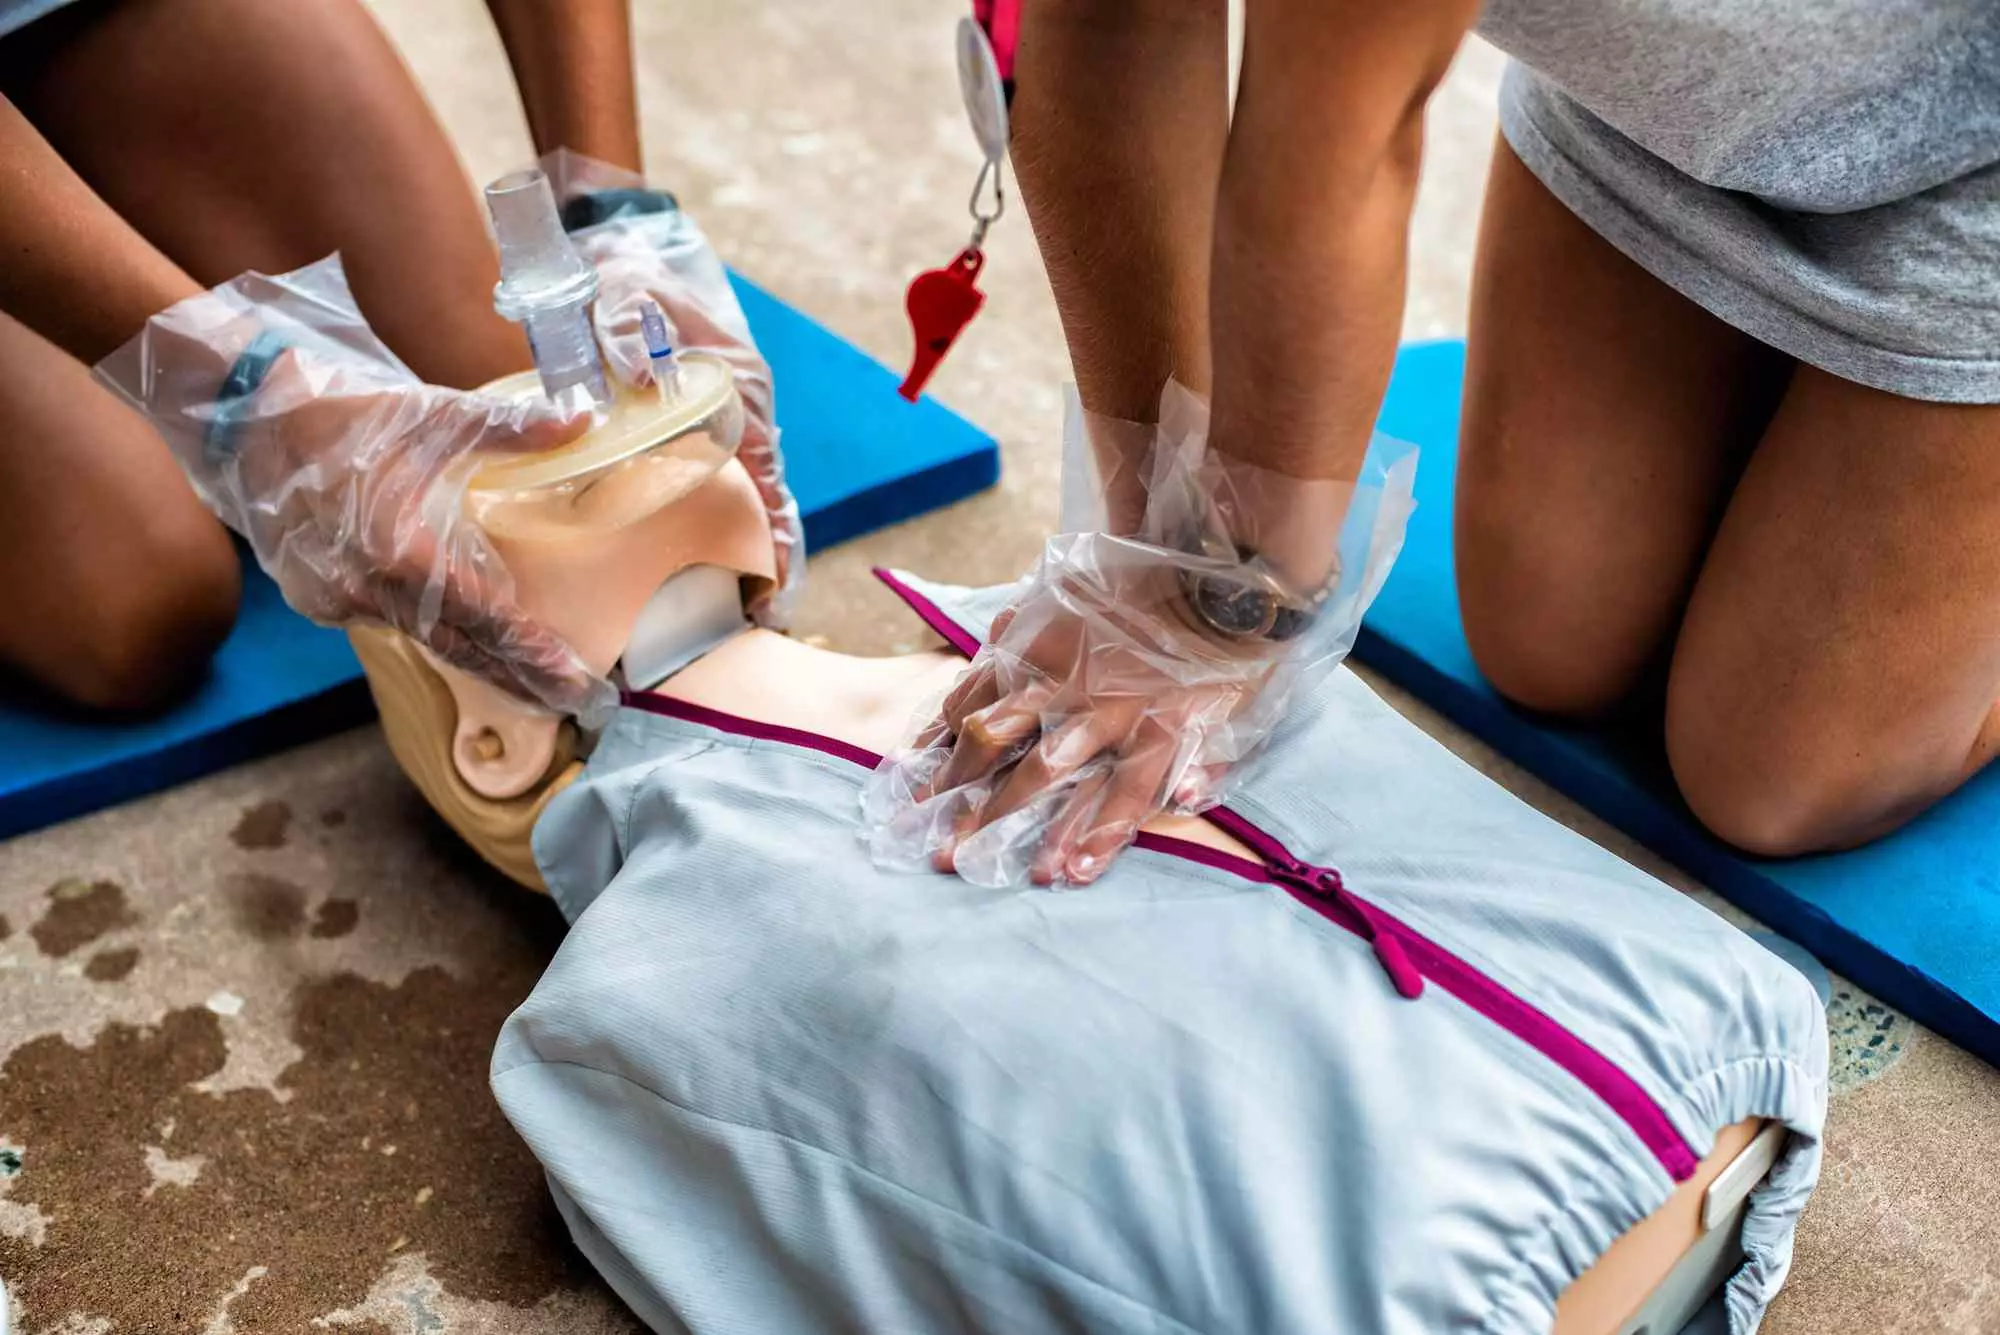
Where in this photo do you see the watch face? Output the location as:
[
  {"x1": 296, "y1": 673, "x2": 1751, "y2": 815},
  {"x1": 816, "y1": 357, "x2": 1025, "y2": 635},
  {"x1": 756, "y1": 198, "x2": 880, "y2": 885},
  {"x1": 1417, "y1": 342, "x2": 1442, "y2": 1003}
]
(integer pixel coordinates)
[{"x1": 1190, "y1": 571, "x2": 1276, "y2": 639}]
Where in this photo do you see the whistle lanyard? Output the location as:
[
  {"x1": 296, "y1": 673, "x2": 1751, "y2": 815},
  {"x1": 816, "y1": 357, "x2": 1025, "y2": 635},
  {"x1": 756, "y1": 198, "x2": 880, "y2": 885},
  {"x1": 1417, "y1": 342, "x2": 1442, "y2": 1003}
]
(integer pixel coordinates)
[
  {"x1": 898, "y1": 14, "x2": 1014, "y2": 402},
  {"x1": 970, "y1": 0, "x2": 1020, "y2": 96}
]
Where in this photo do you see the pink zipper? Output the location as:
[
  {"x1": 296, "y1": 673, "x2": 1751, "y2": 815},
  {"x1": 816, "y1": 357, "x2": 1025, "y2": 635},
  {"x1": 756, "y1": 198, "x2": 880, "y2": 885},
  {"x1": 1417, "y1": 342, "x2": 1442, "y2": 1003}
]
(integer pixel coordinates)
[{"x1": 860, "y1": 569, "x2": 1703, "y2": 1182}]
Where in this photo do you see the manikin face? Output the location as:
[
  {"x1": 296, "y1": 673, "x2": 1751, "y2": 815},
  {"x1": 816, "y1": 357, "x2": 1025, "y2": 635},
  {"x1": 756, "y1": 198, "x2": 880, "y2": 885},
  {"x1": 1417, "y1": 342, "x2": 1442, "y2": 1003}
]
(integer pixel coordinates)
[
  {"x1": 473, "y1": 455, "x2": 778, "y2": 681},
  {"x1": 425, "y1": 454, "x2": 779, "y2": 803}
]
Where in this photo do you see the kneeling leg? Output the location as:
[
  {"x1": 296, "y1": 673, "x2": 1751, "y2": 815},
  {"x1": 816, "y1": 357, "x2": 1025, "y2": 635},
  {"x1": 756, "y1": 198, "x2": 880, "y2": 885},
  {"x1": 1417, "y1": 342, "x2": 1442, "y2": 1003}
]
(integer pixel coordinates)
[{"x1": 1668, "y1": 368, "x2": 2000, "y2": 854}]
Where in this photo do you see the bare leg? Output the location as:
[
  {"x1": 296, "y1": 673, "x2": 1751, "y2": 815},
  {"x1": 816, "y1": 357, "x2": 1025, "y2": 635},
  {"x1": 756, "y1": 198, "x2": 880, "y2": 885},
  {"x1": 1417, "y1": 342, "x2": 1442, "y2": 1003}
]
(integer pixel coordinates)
[
  {"x1": 0, "y1": 0, "x2": 529, "y2": 389},
  {"x1": 1457, "y1": 139, "x2": 1791, "y2": 715},
  {"x1": 0, "y1": 93, "x2": 235, "y2": 709},
  {"x1": 1461, "y1": 140, "x2": 2000, "y2": 853},
  {"x1": 1668, "y1": 373, "x2": 2000, "y2": 854},
  {"x1": 0, "y1": 311, "x2": 239, "y2": 710}
]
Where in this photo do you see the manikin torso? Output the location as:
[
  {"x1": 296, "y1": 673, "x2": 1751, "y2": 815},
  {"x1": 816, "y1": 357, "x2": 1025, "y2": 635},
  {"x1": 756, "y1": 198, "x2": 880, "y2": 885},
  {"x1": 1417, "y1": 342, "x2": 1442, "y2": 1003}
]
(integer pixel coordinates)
[{"x1": 367, "y1": 450, "x2": 1768, "y2": 1335}]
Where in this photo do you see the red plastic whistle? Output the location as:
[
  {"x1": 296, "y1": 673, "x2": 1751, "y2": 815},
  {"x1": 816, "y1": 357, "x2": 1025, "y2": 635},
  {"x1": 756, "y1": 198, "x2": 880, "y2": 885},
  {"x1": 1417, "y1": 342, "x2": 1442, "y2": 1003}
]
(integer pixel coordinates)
[{"x1": 898, "y1": 247, "x2": 985, "y2": 402}]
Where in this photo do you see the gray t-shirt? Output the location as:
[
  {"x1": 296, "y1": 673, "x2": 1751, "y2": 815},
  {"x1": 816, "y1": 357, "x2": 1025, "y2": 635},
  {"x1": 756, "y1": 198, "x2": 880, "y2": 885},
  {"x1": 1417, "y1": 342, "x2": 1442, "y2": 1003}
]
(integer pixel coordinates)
[{"x1": 1476, "y1": 0, "x2": 2000, "y2": 401}]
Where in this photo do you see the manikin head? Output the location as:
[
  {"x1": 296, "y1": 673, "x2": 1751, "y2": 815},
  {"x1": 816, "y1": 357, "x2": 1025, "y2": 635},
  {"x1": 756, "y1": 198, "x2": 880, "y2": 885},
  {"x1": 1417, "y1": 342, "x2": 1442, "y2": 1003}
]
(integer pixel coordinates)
[
  {"x1": 417, "y1": 351, "x2": 776, "y2": 797},
  {"x1": 349, "y1": 379, "x2": 777, "y2": 890},
  {"x1": 433, "y1": 450, "x2": 777, "y2": 797}
]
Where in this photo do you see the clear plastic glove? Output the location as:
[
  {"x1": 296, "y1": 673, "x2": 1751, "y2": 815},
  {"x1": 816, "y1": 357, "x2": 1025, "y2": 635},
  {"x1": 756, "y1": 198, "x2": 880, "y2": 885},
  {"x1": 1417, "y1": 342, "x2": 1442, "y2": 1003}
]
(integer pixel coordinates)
[
  {"x1": 545, "y1": 150, "x2": 805, "y2": 627},
  {"x1": 863, "y1": 383, "x2": 1416, "y2": 888},
  {"x1": 94, "y1": 256, "x2": 609, "y2": 718}
]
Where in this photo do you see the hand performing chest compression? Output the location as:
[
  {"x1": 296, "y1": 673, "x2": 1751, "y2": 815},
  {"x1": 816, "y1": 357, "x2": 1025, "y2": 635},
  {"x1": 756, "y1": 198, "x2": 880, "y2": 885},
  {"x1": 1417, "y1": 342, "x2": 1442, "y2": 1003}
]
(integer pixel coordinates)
[{"x1": 863, "y1": 385, "x2": 1416, "y2": 888}]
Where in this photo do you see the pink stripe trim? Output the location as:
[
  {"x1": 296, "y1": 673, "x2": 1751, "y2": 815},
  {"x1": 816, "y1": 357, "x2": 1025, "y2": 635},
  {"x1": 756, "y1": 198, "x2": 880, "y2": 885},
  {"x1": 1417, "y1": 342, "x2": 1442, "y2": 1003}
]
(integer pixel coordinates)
[
  {"x1": 872, "y1": 568, "x2": 985, "y2": 658},
  {"x1": 619, "y1": 691, "x2": 886, "y2": 769},
  {"x1": 864, "y1": 567, "x2": 1700, "y2": 1182},
  {"x1": 1393, "y1": 929, "x2": 1701, "y2": 1179},
  {"x1": 1198, "y1": 804, "x2": 1300, "y2": 869},
  {"x1": 622, "y1": 684, "x2": 1696, "y2": 1180},
  {"x1": 1131, "y1": 830, "x2": 1266, "y2": 878},
  {"x1": 618, "y1": 693, "x2": 1281, "y2": 891}
]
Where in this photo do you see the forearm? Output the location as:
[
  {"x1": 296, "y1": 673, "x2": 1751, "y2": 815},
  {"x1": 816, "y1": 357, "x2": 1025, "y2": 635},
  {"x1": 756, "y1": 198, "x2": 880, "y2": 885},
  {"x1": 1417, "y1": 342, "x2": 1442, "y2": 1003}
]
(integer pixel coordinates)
[
  {"x1": 1012, "y1": 0, "x2": 1229, "y2": 424},
  {"x1": 1208, "y1": 142, "x2": 1419, "y2": 486},
  {"x1": 485, "y1": 0, "x2": 641, "y2": 170},
  {"x1": 1210, "y1": 0, "x2": 1479, "y2": 483},
  {"x1": 0, "y1": 94, "x2": 200, "y2": 362},
  {"x1": 1204, "y1": 0, "x2": 1476, "y2": 585}
]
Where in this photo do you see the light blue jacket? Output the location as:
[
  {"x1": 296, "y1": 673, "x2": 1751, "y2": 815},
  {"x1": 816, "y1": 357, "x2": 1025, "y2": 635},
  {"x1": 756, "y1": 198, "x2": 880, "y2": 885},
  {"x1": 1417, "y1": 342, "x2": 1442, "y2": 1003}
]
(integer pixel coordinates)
[{"x1": 494, "y1": 576, "x2": 1826, "y2": 1335}]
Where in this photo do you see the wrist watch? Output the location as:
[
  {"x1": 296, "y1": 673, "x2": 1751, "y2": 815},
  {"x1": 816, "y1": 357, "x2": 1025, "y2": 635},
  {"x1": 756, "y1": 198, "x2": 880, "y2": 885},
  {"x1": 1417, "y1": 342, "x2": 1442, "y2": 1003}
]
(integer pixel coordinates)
[{"x1": 1176, "y1": 540, "x2": 1335, "y2": 643}]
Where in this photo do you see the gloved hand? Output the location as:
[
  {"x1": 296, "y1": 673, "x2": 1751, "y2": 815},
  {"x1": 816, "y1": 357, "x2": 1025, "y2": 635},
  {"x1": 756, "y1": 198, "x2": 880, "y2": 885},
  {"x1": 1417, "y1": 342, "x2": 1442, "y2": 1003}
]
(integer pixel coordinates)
[
  {"x1": 547, "y1": 150, "x2": 805, "y2": 627},
  {"x1": 863, "y1": 383, "x2": 1416, "y2": 887},
  {"x1": 95, "y1": 256, "x2": 608, "y2": 718}
]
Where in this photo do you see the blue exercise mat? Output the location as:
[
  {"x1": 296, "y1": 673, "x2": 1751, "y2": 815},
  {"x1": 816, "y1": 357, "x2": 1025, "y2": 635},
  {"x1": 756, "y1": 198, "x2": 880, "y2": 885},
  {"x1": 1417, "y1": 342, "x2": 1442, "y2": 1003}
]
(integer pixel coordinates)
[
  {"x1": 1358, "y1": 339, "x2": 2000, "y2": 1068},
  {"x1": 0, "y1": 275, "x2": 999, "y2": 842}
]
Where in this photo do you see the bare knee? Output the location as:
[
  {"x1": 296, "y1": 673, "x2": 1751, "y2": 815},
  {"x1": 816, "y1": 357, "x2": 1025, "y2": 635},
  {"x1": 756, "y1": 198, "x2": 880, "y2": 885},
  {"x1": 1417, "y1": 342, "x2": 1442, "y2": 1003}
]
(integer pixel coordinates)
[
  {"x1": 1462, "y1": 603, "x2": 1642, "y2": 719},
  {"x1": 65, "y1": 518, "x2": 240, "y2": 712},
  {"x1": 1665, "y1": 679, "x2": 1923, "y2": 858},
  {"x1": 1457, "y1": 522, "x2": 1657, "y2": 719},
  {"x1": 1669, "y1": 739, "x2": 1857, "y2": 859}
]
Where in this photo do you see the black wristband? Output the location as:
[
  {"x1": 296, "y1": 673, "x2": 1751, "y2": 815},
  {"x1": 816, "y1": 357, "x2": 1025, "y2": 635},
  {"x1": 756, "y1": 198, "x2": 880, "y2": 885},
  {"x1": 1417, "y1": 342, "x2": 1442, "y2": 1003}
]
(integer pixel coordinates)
[
  {"x1": 203, "y1": 330, "x2": 292, "y2": 465},
  {"x1": 560, "y1": 186, "x2": 682, "y2": 233}
]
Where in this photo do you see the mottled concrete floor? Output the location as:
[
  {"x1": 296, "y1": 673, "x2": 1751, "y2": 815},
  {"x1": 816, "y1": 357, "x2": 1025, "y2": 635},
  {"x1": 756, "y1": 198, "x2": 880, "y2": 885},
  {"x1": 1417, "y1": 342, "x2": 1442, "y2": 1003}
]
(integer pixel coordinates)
[{"x1": 2, "y1": 1, "x2": 1997, "y2": 1331}]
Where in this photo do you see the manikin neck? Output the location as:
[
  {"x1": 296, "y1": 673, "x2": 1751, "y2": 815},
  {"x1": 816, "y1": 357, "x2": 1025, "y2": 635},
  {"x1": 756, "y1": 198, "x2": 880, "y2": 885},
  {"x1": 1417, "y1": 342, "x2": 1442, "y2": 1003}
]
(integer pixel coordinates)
[{"x1": 620, "y1": 564, "x2": 755, "y2": 690}]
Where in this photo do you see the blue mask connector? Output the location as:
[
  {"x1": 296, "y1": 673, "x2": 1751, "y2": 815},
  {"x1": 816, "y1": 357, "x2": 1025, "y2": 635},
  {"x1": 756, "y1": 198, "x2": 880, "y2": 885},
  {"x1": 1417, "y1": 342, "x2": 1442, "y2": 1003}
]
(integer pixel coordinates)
[{"x1": 639, "y1": 299, "x2": 681, "y2": 400}]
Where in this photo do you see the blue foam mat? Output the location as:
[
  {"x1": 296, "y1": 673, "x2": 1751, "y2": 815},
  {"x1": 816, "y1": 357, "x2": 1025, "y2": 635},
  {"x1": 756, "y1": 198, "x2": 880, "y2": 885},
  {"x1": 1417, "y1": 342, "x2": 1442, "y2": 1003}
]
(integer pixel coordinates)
[
  {"x1": 0, "y1": 274, "x2": 999, "y2": 842},
  {"x1": 1358, "y1": 339, "x2": 2000, "y2": 1068}
]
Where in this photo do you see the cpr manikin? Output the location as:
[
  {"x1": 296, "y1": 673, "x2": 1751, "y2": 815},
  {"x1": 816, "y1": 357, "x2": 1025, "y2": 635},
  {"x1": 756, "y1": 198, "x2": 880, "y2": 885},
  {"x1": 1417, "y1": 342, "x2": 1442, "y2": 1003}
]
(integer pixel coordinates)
[
  {"x1": 346, "y1": 425, "x2": 1824, "y2": 1335},
  {"x1": 337, "y1": 193, "x2": 1823, "y2": 1330}
]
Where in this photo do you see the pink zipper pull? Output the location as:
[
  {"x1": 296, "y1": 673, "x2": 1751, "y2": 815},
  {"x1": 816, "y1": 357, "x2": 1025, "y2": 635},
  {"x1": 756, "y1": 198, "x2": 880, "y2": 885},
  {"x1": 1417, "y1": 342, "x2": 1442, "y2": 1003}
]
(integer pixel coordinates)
[
  {"x1": 1364, "y1": 924, "x2": 1426, "y2": 1001},
  {"x1": 1300, "y1": 865, "x2": 1426, "y2": 1000}
]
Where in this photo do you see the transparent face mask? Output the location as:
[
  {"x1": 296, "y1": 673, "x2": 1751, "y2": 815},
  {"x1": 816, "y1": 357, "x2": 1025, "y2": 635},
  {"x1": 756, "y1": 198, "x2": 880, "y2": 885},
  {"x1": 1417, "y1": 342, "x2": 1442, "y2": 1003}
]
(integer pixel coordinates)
[{"x1": 461, "y1": 349, "x2": 745, "y2": 542}]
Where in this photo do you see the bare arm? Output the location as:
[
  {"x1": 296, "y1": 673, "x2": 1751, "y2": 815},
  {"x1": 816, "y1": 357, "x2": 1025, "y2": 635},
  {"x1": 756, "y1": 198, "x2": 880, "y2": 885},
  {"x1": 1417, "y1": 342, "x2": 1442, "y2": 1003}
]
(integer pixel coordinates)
[
  {"x1": 1208, "y1": 0, "x2": 1479, "y2": 489},
  {"x1": 876, "y1": 1, "x2": 1481, "y2": 886},
  {"x1": 0, "y1": 94, "x2": 200, "y2": 362},
  {"x1": 1010, "y1": 0, "x2": 1230, "y2": 425},
  {"x1": 485, "y1": 0, "x2": 642, "y2": 171},
  {"x1": 1014, "y1": 0, "x2": 1475, "y2": 582}
]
